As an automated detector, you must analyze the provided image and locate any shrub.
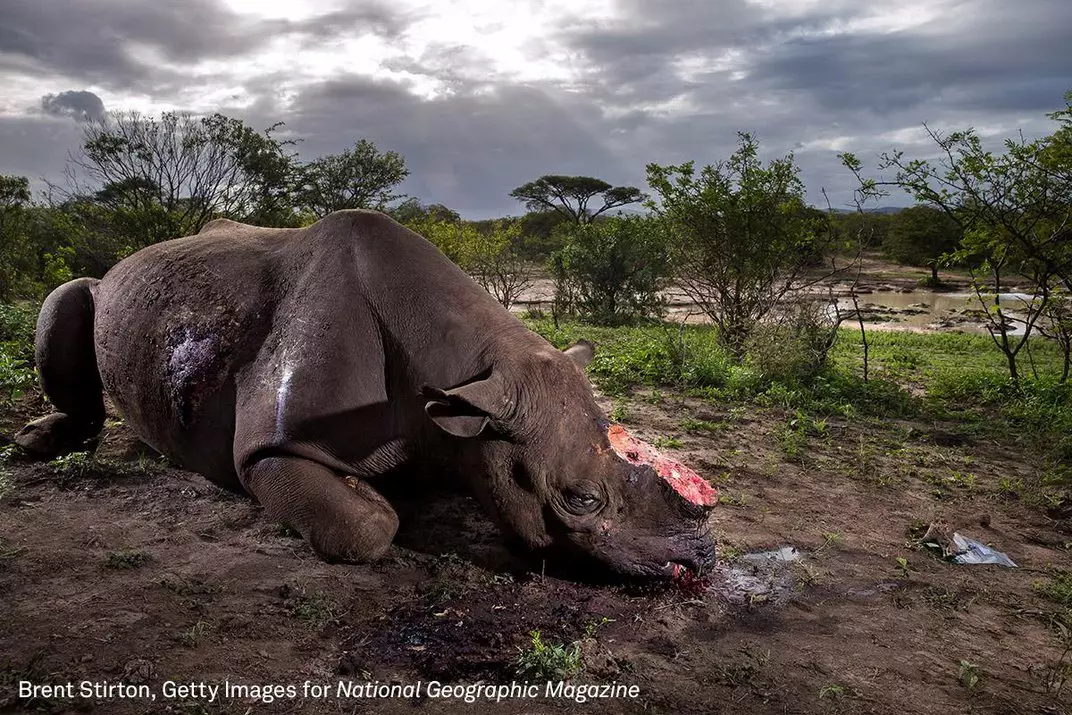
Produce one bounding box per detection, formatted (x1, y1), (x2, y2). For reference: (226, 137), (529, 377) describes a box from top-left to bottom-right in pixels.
(551, 216), (669, 325)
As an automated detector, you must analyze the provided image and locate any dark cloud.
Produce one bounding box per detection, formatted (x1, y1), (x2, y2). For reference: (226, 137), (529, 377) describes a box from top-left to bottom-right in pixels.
(1, 0), (1070, 214)
(284, 76), (636, 218)
(0, 0), (416, 93)
(40, 90), (107, 122)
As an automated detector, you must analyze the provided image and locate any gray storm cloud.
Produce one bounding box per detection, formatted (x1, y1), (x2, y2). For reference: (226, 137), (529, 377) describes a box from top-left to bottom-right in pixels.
(40, 90), (107, 122)
(1, 0), (1070, 215)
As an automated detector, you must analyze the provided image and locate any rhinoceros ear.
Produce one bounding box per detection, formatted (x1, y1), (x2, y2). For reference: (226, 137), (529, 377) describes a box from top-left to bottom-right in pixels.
(421, 371), (510, 439)
(563, 339), (595, 368)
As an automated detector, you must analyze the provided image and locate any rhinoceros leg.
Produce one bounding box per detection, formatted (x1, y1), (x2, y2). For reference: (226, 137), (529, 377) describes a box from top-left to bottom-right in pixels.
(242, 455), (400, 562)
(16, 277), (106, 456)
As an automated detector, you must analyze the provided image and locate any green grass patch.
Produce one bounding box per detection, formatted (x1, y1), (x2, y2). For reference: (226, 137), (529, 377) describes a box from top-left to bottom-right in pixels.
(515, 630), (583, 680)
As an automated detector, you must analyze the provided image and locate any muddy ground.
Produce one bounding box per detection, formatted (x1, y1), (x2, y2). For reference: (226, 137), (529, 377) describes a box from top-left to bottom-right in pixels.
(2, 387), (1071, 715)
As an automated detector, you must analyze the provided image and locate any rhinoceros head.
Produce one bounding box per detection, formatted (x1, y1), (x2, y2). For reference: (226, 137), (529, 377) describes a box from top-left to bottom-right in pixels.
(422, 340), (717, 579)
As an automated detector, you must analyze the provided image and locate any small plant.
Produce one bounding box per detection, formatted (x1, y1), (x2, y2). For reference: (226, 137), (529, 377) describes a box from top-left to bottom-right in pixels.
(0, 469), (13, 501)
(894, 557), (915, 579)
(609, 402), (630, 423)
(718, 491), (749, 508)
(105, 550), (151, 570)
(652, 435), (683, 449)
(49, 452), (97, 479)
(958, 660), (981, 691)
(1046, 618), (1072, 696)
(1033, 569), (1072, 607)
(178, 620), (212, 648)
(680, 417), (727, 433)
(0, 536), (24, 560)
(997, 477), (1024, 499)
(814, 532), (843, 554)
(516, 630), (582, 680)
(642, 389), (664, 405)
(818, 684), (845, 700)
(284, 585), (340, 629)
(582, 616), (614, 639)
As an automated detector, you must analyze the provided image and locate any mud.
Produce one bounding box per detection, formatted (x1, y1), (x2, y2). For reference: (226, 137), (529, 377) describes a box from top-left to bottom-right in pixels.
(2, 389), (1071, 714)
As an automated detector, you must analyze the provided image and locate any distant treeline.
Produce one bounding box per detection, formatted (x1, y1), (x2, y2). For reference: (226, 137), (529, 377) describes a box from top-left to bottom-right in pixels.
(1, 91), (1070, 382)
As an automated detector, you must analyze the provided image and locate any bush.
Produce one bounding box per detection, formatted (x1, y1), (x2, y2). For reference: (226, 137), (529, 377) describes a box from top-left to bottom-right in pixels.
(551, 216), (669, 325)
(746, 298), (840, 385)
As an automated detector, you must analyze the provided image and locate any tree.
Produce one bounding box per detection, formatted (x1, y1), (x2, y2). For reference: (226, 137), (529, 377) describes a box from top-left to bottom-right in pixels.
(509, 175), (644, 225)
(552, 215), (670, 325)
(469, 220), (533, 310)
(296, 139), (408, 217)
(65, 111), (301, 252)
(389, 198), (459, 224)
(0, 175), (33, 299)
(883, 205), (962, 283)
(647, 133), (830, 358)
(842, 91), (1072, 381)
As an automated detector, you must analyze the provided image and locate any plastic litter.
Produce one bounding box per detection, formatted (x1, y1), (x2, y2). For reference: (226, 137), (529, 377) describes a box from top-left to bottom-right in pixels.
(919, 523), (1017, 568)
(949, 533), (1017, 568)
(741, 546), (801, 563)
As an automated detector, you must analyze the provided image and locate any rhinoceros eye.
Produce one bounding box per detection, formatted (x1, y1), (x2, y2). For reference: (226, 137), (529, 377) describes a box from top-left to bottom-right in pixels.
(563, 489), (602, 515)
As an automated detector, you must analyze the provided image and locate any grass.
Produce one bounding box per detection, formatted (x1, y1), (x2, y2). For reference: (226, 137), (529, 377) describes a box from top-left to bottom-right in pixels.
(177, 620), (212, 648)
(283, 583), (341, 629)
(525, 316), (1072, 507)
(0, 303), (38, 403)
(515, 630), (583, 680)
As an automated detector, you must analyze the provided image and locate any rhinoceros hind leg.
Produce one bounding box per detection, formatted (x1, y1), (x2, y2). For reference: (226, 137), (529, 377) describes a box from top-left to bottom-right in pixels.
(242, 455), (399, 562)
(16, 277), (105, 457)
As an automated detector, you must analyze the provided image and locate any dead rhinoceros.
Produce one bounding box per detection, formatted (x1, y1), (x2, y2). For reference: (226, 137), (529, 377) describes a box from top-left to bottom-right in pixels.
(16, 210), (716, 579)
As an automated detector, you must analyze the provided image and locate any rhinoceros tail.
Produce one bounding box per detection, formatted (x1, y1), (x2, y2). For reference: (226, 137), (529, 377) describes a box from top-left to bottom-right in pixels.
(14, 277), (106, 456)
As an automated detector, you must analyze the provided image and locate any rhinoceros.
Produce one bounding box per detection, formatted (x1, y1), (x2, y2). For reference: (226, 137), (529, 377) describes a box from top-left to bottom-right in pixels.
(16, 210), (716, 579)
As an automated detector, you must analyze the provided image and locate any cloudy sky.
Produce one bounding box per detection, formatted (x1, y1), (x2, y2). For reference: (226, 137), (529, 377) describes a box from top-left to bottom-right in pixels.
(1, 0), (1069, 218)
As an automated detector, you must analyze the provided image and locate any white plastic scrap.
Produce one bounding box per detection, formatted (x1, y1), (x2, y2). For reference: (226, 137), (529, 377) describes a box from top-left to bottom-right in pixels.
(741, 546), (801, 563)
(950, 533), (1017, 568)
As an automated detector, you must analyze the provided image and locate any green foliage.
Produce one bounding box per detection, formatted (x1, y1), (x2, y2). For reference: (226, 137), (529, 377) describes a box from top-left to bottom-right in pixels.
(552, 215), (670, 325)
(0, 302), (37, 402)
(842, 92), (1072, 382)
(295, 138), (408, 217)
(515, 630), (582, 680)
(509, 175), (644, 224)
(882, 205), (961, 280)
(73, 111), (303, 253)
(647, 133), (831, 358)
(1034, 569), (1072, 607)
(745, 299), (841, 386)
(958, 660), (982, 691)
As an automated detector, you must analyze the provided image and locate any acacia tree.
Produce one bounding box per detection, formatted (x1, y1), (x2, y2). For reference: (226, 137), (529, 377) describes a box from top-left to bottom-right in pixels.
(842, 92), (1072, 381)
(509, 175), (644, 225)
(296, 139), (408, 217)
(65, 111), (300, 252)
(647, 133), (829, 358)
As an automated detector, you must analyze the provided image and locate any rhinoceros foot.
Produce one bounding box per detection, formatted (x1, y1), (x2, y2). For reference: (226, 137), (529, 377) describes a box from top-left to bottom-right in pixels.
(14, 412), (99, 458)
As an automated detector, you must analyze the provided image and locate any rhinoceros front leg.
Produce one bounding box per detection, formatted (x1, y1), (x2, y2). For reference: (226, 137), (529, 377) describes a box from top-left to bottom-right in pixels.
(242, 455), (399, 562)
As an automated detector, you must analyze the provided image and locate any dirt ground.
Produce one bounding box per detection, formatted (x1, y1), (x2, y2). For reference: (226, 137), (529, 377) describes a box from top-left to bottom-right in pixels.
(2, 386), (1071, 715)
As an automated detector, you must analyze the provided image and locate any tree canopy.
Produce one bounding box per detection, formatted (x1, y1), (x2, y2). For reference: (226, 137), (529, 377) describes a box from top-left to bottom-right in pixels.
(509, 175), (644, 224)
(295, 139), (408, 218)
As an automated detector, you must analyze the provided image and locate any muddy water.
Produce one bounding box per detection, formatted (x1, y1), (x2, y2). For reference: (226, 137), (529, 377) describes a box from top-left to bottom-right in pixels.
(511, 279), (1040, 335)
